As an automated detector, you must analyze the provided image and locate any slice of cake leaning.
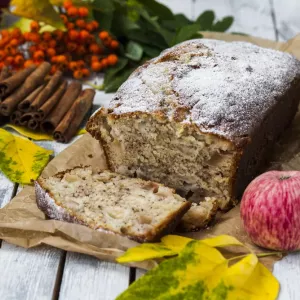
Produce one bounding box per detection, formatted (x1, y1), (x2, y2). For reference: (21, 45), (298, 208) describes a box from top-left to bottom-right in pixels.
(35, 167), (191, 242)
(87, 39), (300, 231)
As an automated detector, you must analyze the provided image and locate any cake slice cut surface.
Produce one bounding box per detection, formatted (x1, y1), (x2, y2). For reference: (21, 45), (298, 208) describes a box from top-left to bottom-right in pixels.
(35, 166), (191, 242)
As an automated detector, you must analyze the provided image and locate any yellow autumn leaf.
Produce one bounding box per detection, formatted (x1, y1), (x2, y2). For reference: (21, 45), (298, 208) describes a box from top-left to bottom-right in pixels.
(117, 238), (279, 300)
(225, 254), (279, 300)
(160, 235), (193, 252)
(0, 129), (53, 184)
(116, 243), (177, 263)
(4, 124), (87, 141)
(201, 234), (244, 248)
(9, 16), (32, 32)
(10, 0), (65, 30)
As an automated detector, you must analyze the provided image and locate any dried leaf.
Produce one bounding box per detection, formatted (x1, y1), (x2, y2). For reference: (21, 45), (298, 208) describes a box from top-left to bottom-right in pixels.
(10, 0), (65, 30)
(0, 129), (53, 184)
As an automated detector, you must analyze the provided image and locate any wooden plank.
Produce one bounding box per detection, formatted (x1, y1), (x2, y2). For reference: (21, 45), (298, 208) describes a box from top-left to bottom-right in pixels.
(193, 0), (276, 40)
(59, 252), (130, 300)
(0, 243), (63, 300)
(158, 0), (194, 20)
(273, 0), (300, 41)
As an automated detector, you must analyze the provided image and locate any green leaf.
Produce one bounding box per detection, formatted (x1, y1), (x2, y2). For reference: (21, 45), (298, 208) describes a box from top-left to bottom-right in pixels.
(10, 0), (65, 30)
(141, 0), (174, 20)
(90, 0), (115, 12)
(141, 44), (161, 58)
(9, 16), (32, 32)
(111, 12), (140, 37)
(0, 129), (53, 184)
(104, 68), (134, 93)
(196, 10), (215, 30)
(93, 10), (114, 31)
(125, 41), (143, 61)
(173, 23), (201, 45)
(104, 57), (129, 85)
(212, 16), (234, 32)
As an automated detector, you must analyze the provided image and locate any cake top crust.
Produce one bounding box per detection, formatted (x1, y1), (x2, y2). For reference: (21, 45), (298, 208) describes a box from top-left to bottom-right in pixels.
(108, 39), (300, 145)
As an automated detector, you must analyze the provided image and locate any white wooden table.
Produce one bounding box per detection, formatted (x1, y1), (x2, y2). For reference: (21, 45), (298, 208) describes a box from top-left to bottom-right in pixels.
(1, 1), (300, 299)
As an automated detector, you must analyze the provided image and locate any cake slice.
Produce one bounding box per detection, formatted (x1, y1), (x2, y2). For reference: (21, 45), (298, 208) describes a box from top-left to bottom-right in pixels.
(35, 166), (191, 242)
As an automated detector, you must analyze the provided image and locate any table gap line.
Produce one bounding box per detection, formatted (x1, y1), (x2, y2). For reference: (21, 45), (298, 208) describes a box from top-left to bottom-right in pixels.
(269, 0), (279, 41)
(129, 267), (136, 285)
(52, 251), (67, 300)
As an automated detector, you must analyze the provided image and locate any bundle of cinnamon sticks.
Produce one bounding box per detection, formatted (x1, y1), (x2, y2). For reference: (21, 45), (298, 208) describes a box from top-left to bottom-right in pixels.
(0, 62), (95, 143)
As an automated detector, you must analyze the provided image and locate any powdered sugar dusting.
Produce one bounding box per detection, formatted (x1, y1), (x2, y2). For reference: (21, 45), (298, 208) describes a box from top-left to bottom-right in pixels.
(109, 39), (300, 143)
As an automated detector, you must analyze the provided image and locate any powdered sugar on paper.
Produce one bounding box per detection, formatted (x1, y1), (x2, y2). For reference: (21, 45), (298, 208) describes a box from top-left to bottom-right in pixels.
(109, 39), (300, 142)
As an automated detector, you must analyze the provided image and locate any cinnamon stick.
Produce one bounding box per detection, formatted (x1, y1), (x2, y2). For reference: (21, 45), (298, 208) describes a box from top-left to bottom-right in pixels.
(41, 81), (82, 133)
(28, 119), (40, 130)
(0, 66), (11, 81)
(0, 62), (51, 116)
(0, 64), (36, 97)
(30, 71), (63, 111)
(37, 80), (67, 121)
(10, 110), (22, 125)
(54, 89), (95, 143)
(19, 112), (36, 127)
(18, 84), (46, 112)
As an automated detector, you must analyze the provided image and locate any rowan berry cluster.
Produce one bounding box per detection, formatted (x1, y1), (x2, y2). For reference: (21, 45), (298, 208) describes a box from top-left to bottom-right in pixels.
(0, 0), (119, 79)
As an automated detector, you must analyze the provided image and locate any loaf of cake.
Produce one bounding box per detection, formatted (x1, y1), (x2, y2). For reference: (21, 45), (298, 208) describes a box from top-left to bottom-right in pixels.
(87, 39), (300, 230)
(35, 167), (191, 242)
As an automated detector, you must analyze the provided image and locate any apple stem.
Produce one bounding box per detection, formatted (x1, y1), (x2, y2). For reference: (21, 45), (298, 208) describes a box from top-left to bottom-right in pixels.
(279, 175), (291, 180)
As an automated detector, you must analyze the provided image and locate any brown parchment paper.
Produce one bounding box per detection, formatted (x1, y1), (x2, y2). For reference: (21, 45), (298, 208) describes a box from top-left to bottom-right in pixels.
(1, 32), (300, 272)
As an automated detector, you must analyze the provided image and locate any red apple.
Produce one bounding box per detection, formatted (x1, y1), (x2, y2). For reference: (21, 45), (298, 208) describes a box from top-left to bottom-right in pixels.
(240, 170), (300, 251)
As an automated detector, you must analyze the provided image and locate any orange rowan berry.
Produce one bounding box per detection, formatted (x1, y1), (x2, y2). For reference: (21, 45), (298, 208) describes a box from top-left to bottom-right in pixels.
(4, 45), (17, 56)
(63, 0), (73, 10)
(42, 32), (52, 41)
(48, 39), (57, 48)
(50, 65), (58, 75)
(82, 68), (90, 77)
(77, 60), (85, 68)
(33, 50), (45, 61)
(101, 58), (108, 69)
(56, 55), (67, 64)
(68, 29), (79, 41)
(47, 48), (56, 57)
(76, 19), (86, 29)
(66, 42), (77, 52)
(33, 59), (44, 65)
(107, 54), (118, 66)
(67, 6), (78, 17)
(24, 60), (34, 68)
(89, 43), (101, 54)
(110, 40), (119, 50)
(85, 23), (94, 32)
(66, 22), (75, 30)
(5, 56), (14, 65)
(0, 50), (6, 60)
(99, 31), (109, 40)
(78, 7), (89, 18)
(91, 55), (99, 62)
(73, 69), (83, 79)
(10, 38), (19, 47)
(91, 61), (102, 72)
(79, 30), (89, 41)
(51, 56), (58, 63)
(0, 62), (4, 69)
(53, 30), (64, 41)
(91, 20), (99, 30)
(38, 42), (48, 51)
(30, 21), (40, 32)
(29, 32), (40, 43)
(14, 55), (24, 66)
(104, 37), (112, 47)
(29, 45), (37, 54)
(60, 14), (68, 24)
(76, 45), (86, 56)
(11, 28), (21, 39)
(1, 30), (9, 38)
(68, 61), (78, 71)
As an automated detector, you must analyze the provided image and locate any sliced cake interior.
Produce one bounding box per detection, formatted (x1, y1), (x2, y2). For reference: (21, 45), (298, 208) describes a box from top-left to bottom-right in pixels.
(35, 166), (191, 242)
